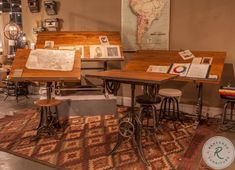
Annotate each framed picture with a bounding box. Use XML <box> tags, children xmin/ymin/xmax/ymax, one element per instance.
<box><xmin>169</xmin><ymin>63</ymin><xmax>191</xmax><ymax>77</ymax></box>
<box><xmin>201</xmin><ymin>57</ymin><xmax>213</xmax><ymax>65</ymax></box>
<box><xmin>99</xmin><ymin>36</ymin><xmax>109</xmax><ymax>45</ymax></box>
<box><xmin>178</xmin><ymin>50</ymin><xmax>195</xmax><ymax>60</ymax></box>
<box><xmin>90</xmin><ymin>45</ymin><xmax>106</xmax><ymax>58</ymax></box>
<box><xmin>59</xmin><ymin>45</ymin><xmax>84</xmax><ymax>58</ymax></box>
<box><xmin>106</xmin><ymin>45</ymin><xmax>121</xmax><ymax>58</ymax></box>
<box><xmin>44</xmin><ymin>41</ymin><xmax>54</xmax><ymax>48</ymax></box>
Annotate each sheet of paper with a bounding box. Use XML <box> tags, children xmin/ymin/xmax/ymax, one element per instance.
<box><xmin>13</xmin><ymin>69</ymin><xmax>23</xmax><ymax>77</ymax></box>
<box><xmin>192</xmin><ymin>57</ymin><xmax>202</xmax><ymax>64</ymax></box>
<box><xmin>59</xmin><ymin>45</ymin><xmax>84</xmax><ymax>58</ymax></box>
<box><xmin>186</xmin><ymin>64</ymin><xmax>210</xmax><ymax>78</ymax></box>
<box><xmin>99</xmin><ymin>36</ymin><xmax>110</xmax><ymax>45</ymax></box>
<box><xmin>26</xmin><ymin>49</ymin><xmax>75</xmax><ymax>71</ymax></box>
<box><xmin>147</xmin><ymin>65</ymin><xmax>170</xmax><ymax>73</ymax></box>
<box><xmin>178</xmin><ymin>50</ymin><xmax>195</xmax><ymax>60</ymax></box>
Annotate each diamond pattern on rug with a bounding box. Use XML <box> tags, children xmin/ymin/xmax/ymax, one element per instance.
<box><xmin>114</xmin><ymin>150</ymin><xmax>138</xmax><ymax>167</ymax></box>
<box><xmin>0</xmin><ymin>107</ymin><xmax>196</xmax><ymax>170</ymax></box>
<box><xmin>160</xmin><ymin>140</ymin><xmax>184</xmax><ymax>155</ymax></box>
<box><xmin>149</xmin><ymin>156</ymin><xmax>173</xmax><ymax>170</ymax></box>
<box><xmin>86</xmin><ymin>136</ymin><xmax>105</xmax><ymax>147</ymax></box>
<box><xmin>36</xmin><ymin>153</ymin><xmax>58</xmax><ymax>165</ymax></box>
<box><xmin>86</xmin><ymin>127</ymin><xmax>104</xmax><ymax>138</ymax></box>
<box><xmin>59</xmin><ymin>149</ymin><xmax>83</xmax><ymax>166</ymax></box>
<box><xmin>88</xmin><ymin>144</ymin><xmax>107</xmax><ymax>158</ymax></box>
<box><xmin>89</xmin><ymin>155</ymin><xmax>113</xmax><ymax>170</ymax></box>
<box><xmin>13</xmin><ymin>146</ymin><xmax>34</xmax><ymax>157</ymax></box>
<box><xmin>61</xmin><ymin>140</ymin><xmax>83</xmax><ymax>151</ymax></box>
<box><xmin>35</xmin><ymin>142</ymin><xmax>58</xmax><ymax>156</ymax></box>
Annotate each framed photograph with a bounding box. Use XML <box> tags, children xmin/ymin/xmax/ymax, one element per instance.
<box><xmin>201</xmin><ymin>57</ymin><xmax>213</xmax><ymax>65</ymax></box>
<box><xmin>169</xmin><ymin>63</ymin><xmax>191</xmax><ymax>77</ymax></box>
<box><xmin>59</xmin><ymin>45</ymin><xmax>84</xmax><ymax>58</ymax></box>
<box><xmin>44</xmin><ymin>41</ymin><xmax>54</xmax><ymax>48</ymax></box>
<box><xmin>90</xmin><ymin>45</ymin><xmax>106</xmax><ymax>58</ymax></box>
<box><xmin>99</xmin><ymin>36</ymin><xmax>110</xmax><ymax>45</ymax></box>
<box><xmin>178</xmin><ymin>50</ymin><xmax>195</xmax><ymax>60</ymax></box>
<box><xmin>106</xmin><ymin>45</ymin><xmax>121</xmax><ymax>58</ymax></box>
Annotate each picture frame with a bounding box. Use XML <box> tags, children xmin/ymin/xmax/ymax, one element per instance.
<box><xmin>99</xmin><ymin>36</ymin><xmax>109</xmax><ymax>45</ymax></box>
<box><xmin>44</xmin><ymin>41</ymin><xmax>54</xmax><ymax>48</ymax></box>
<box><xmin>201</xmin><ymin>57</ymin><xmax>213</xmax><ymax>65</ymax></box>
<box><xmin>106</xmin><ymin>45</ymin><xmax>121</xmax><ymax>58</ymax></box>
<box><xmin>178</xmin><ymin>50</ymin><xmax>195</xmax><ymax>60</ymax></box>
<box><xmin>59</xmin><ymin>45</ymin><xmax>84</xmax><ymax>58</ymax></box>
<box><xmin>89</xmin><ymin>45</ymin><xmax>106</xmax><ymax>58</ymax></box>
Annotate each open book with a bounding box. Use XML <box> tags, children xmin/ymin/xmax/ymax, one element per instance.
<box><xmin>186</xmin><ymin>64</ymin><xmax>210</xmax><ymax>78</ymax></box>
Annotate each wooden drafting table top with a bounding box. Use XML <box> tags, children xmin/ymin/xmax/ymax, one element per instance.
<box><xmin>86</xmin><ymin>70</ymin><xmax>178</xmax><ymax>85</ymax></box>
<box><xmin>36</xmin><ymin>31</ymin><xmax>124</xmax><ymax>62</ymax></box>
<box><xmin>124</xmin><ymin>50</ymin><xmax>226</xmax><ymax>84</ymax></box>
<box><xmin>9</xmin><ymin>49</ymin><xmax>81</xmax><ymax>82</ymax></box>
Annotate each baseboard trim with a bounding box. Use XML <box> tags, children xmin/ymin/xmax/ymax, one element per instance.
<box><xmin>116</xmin><ymin>96</ymin><xmax>224</xmax><ymax>118</ymax></box>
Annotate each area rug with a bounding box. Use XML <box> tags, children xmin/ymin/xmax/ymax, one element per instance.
<box><xmin>0</xmin><ymin>107</ymin><xmax>196</xmax><ymax>170</ymax></box>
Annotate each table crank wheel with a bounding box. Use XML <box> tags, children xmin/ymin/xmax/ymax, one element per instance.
<box><xmin>119</xmin><ymin>120</ymin><xmax>135</xmax><ymax>138</ymax></box>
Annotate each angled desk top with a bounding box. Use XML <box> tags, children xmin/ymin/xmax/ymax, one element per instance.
<box><xmin>124</xmin><ymin>50</ymin><xmax>226</xmax><ymax>84</ymax></box>
<box><xmin>86</xmin><ymin>70</ymin><xmax>178</xmax><ymax>84</ymax></box>
<box><xmin>9</xmin><ymin>49</ymin><xmax>81</xmax><ymax>82</ymax></box>
<box><xmin>36</xmin><ymin>31</ymin><xmax>124</xmax><ymax>62</ymax></box>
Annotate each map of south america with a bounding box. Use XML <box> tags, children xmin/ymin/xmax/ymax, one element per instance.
<box><xmin>130</xmin><ymin>0</ymin><xmax>166</xmax><ymax>45</ymax></box>
<box><xmin>122</xmin><ymin>0</ymin><xmax>170</xmax><ymax>50</ymax></box>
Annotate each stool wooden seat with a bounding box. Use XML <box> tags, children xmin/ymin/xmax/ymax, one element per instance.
<box><xmin>159</xmin><ymin>88</ymin><xmax>183</xmax><ymax>131</ymax></box>
<box><xmin>159</xmin><ymin>88</ymin><xmax>182</xmax><ymax>97</ymax></box>
<box><xmin>35</xmin><ymin>99</ymin><xmax>62</xmax><ymax>107</ymax></box>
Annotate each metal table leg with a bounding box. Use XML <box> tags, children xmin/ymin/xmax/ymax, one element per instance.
<box><xmin>196</xmin><ymin>83</ymin><xmax>203</xmax><ymax>122</ymax></box>
<box><xmin>109</xmin><ymin>83</ymin><xmax>148</xmax><ymax>165</ymax></box>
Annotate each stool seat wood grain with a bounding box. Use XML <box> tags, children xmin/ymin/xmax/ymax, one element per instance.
<box><xmin>159</xmin><ymin>88</ymin><xmax>182</xmax><ymax>97</ymax></box>
<box><xmin>35</xmin><ymin>99</ymin><xmax>62</xmax><ymax>107</ymax></box>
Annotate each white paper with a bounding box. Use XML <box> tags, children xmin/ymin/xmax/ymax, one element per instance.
<box><xmin>26</xmin><ymin>49</ymin><xmax>75</xmax><ymax>71</ymax></box>
<box><xmin>192</xmin><ymin>57</ymin><xmax>202</xmax><ymax>64</ymax></box>
<box><xmin>186</xmin><ymin>64</ymin><xmax>210</xmax><ymax>78</ymax></box>
<box><xmin>99</xmin><ymin>36</ymin><xmax>110</xmax><ymax>45</ymax></box>
<box><xmin>147</xmin><ymin>65</ymin><xmax>170</xmax><ymax>73</ymax></box>
<box><xmin>178</xmin><ymin>50</ymin><xmax>195</xmax><ymax>60</ymax></box>
<box><xmin>59</xmin><ymin>45</ymin><xmax>84</xmax><ymax>58</ymax></box>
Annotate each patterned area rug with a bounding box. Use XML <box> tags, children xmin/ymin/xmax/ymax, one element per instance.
<box><xmin>0</xmin><ymin>107</ymin><xmax>196</xmax><ymax>170</ymax></box>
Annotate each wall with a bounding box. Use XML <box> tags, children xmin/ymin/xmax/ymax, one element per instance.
<box><xmin>21</xmin><ymin>0</ymin><xmax>235</xmax><ymax>107</ymax></box>
<box><xmin>21</xmin><ymin>0</ymin><xmax>121</xmax><ymax>43</ymax></box>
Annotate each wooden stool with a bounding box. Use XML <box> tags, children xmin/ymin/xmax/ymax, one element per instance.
<box><xmin>32</xmin><ymin>99</ymin><xmax>62</xmax><ymax>140</ymax></box>
<box><xmin>159</xmin><ymin>88</ymin><xmax>182</xmax><ymax>131</ymax></box>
